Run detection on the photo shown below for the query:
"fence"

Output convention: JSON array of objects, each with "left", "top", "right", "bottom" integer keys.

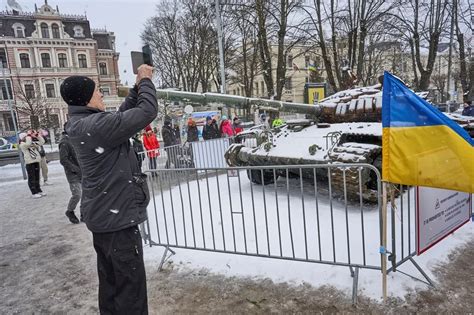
[
  {"left": 141, "top": 163, "right": 385, "bottom": 303},
  {"left": 138, "top": 137, "right": 235, "bottom": 172}
]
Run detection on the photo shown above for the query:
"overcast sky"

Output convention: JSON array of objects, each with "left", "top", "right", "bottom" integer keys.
[{"left": 4, "top": 0, "right": 158, "bottom": 86}]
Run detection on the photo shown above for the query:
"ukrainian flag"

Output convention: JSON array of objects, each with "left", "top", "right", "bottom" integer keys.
[{"left": 382, "top": 71, "right": 474, "bottom": 193}]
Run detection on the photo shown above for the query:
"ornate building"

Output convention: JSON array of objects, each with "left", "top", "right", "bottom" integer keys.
[{"left": 0, "top": 1, "right": 122, "bottom": 137}]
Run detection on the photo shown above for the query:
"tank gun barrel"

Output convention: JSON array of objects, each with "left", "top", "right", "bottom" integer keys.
[{"left": 155, "top": 89, "right": 322, "bottom": 116}]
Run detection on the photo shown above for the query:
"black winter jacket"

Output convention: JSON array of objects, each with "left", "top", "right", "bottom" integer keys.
[
  {"left": 66, "top": 79, "right": 158, "bottom": 233},
  {"left": 187, "top": 125, "right": 199, "bottom": 142},
  {"left": 59, "top": 133, "right": 82, "bottom": 183},
  {"left": 202, "top": 123, "right": 220, "bottom": 140},
  {"left": 161, "top": 124, "right": 177, "bottom": 147}
]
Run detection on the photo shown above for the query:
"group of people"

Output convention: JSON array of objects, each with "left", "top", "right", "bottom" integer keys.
[{"left": 202, "top": 115, "right": 243, "bottom": 140}]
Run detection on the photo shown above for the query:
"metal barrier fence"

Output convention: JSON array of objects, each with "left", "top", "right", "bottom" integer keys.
[
  {"left": 138, "top": 137, "right": 235, "bottom": 172},
  {"left": 141, "top": 163, "right": 384, "bottom": 303}
]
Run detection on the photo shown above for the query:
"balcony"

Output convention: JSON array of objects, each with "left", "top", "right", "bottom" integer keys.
[{"left": 12, "top": 67, "right": 98, "bottom": 76}]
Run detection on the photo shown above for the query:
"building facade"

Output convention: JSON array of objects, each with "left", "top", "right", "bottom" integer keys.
[{"left": 0, "top": 1, "right": 122, "bottom": 138}]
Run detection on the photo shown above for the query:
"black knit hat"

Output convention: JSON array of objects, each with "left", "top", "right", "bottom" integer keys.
[{"left": 60, "top": 76, "right": 96, "bottom": 106}]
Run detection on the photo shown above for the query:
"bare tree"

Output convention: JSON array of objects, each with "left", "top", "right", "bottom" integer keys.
[
  {"left": 453, "top": 0, "right": 473, "bottom": 101},
  {"left": 301, "top": 0, "right": 395, "bottom": 92},
  {"left": 223, "top": 4, "right": 260, "bottom": 97},
  {"left": 393, "top": 0, "right": 450, "bottom": 91},
  {"left": 13, "top": 77, "right": 51, "bottom": 130},
  {"left": 142, "top": 0, "right": 220, "bottom": 92},
  {"left": 254, "top": 0, "right": 307, "bottom": 100}
]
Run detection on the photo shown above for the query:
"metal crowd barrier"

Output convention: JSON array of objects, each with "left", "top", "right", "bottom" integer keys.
[
  {"left": 138, "top": 137, "right": 235, "bottom": 172},
  {"left": 141, "top": 163, "right": 384, "bottom": 303}
]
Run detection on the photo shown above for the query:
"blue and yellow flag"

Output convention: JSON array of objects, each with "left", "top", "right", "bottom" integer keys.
[{"left": 382, "top": 71, "right": 474, "bottom": 193}]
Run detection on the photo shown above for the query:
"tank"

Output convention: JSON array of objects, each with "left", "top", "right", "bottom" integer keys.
[{"left": 155, "top": 85, "right": 473, "bottom": 202}]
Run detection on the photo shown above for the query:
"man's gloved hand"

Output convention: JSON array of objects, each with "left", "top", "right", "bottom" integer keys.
[{"left": 136, "top": 64, "right": 154, "bottom": 85}]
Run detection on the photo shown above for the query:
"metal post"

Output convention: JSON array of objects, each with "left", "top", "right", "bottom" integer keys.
[
  {"left": 446, "top": 1, "right": 455, "bottom": 113},
  {"left": 215, "top": 0, "right": 226, "bottom": 94},
  {"left": 1, "top": 63, "right": 27, "bottom": 179},
  {"left": 382, "top": 182, "right": 388, "bottom": 301}
]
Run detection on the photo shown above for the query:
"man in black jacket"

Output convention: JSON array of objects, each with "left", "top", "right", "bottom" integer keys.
[
  {"left": 62, "top": 65, "right": 157, "bottom": 314},
  {"left": 161, "top": 117, "right": 177, "bottom": 168},
  {"left": 59, "top": 129, "right": 82, "bottom": 224}
]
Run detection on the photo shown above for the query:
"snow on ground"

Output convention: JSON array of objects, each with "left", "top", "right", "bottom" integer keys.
[
  {"left": 0, "top": 161, "right": 64, "bottom": 183},
  {"left": 143, "top": 170, "right": 474, "bottom": 301}
]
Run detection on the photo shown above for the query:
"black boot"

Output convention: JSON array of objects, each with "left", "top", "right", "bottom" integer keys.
[{"left": 65, "top": 211, "right": 80, "bottom": 224}]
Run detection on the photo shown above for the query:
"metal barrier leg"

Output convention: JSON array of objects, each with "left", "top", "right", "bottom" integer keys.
[
  {"left": 409, "top": 257, "right": 435, "bottom": 287},
  {"left": 349, "top": 266, "right": 355, "bottom": 277},
  {"left": 352, "top": 267, "right": 359, "bottom": 305},
  {"left": 158, "top": 246, "right": 176, "bottom": 272}
]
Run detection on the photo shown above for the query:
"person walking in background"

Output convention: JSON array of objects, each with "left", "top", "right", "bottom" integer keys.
[
  {"left": 142, "top": 125, "right": 160, "bottom": 170},
  {"left": 63, "top": 64, "right": 157, "bottom": 314},
  {"left": 174, "top": 124, "right": 182, "bottom": 145},
  {"left": 219, "top": 115, "right": 234, "bottom": 138},
  {"left": 162, "top": 116, "right": 178, "bottom": 168},
  {"left": 59, "top": 129, "right": 82, "bottom": 224},
  {"left": 186, "top": 118, "right": 199, "bottom": 142},
  {"left": 232, "top": 117, "right": 243, "bottom": 135},
  {"left": 202, "top": 116, "right": 220, "bottom": 140},
  {"left": 19, "top": 130, "right": 46, "bottom": 198}
]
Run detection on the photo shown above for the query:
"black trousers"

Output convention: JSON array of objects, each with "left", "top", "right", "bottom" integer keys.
[
  {"left": 92, "top": 226, "right": 148, "bottom": 315},
  {"left": 26, "top": 162, "right": 42, "bottom": 195}
]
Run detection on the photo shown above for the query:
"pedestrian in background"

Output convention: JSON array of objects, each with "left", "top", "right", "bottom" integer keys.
[
  {"left": 143, "top": 125, "right": 160, "bottom": 170},
  {"left": 62, "top": 64, "right": 157, "bottom": 314},
  {"left": 59, "top": 129, "right": 82, "bottom": 224},
  {"left": 219, "top": 115, "right": 234, "bottom": 138},
  {"left": 232, "top": 117, "right": 243, "bottom": 135},
  {"left": 162, "top": 116, "right": 178, "bottom": 168},
  {"left": 186, "top": 118, "right": 199, "bottom": 142},
  {"left": 19, "top": 130, "right": 46, "bottom": 198},
  {"left": 462, "top": 100, "right": 474, "bottom": 116},
  {"left": 202, "top": 116, "right": 220, "bottom": 140}
]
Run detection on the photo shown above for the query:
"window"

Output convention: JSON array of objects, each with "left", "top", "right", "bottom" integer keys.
[
  {"left": 0, "top": 79, "right": 13, "bottom": 100},
  {"left": 255, "top": 82, "right": 259, "bottom": 95},
  {"left": 52, "top": 23, "right": 60, "bottom": 39},
  {"left": 13, "top": 23, "right": 25, "bottom": 38},
  {"left": 99, "top": 87, "right": 110, "bottom": 96},
  {"left": 41, "top": 53, "right": 51, "bottom": 68},
  {"left": 284, "top": 77, "right": 292, "bottom": 90},
  {"left": 41, "top": 23, "right": 49, "bottom": 38},
  {"left": 3, "top": 113, "right": 15, "bottom": 131},
  {"left": 45, "top": 83, "right": 55, "bottom": 98},
  {"left": 99, "top": 62, "right": 107, "bottom": 75},
  {"left": 78, "top": 54, "right": 87, "bottom": 68},
  {"left": 0, "top": 49, "right": 7, "bottom": 68},
  {"left": 305, "top": 56, "right": 310, "bottom": 68},
  {"left": 19, "top": 53, "right": 30, "bottom": 68},
  {"left": 58, "top": 53, "right": 67, "bottom": 68},
  {"left": 287, "top": 54, "right": 293, "bottom": 69},
  {"left": 261, "top": 81, "right": 264, "bottom": 95},
  {"left": 24, "top": 84, "right": 35, "bottom": 99},
  {"left": 74, "top": 25, "right": 84, "bottom": 37}
]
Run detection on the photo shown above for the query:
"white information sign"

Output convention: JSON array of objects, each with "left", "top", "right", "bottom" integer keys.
[{"left": 416, "top": 186, "right": 472, "bottom": 255}]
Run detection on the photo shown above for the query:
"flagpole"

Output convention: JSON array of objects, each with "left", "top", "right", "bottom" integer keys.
[{"left": 382, "top": 181, "right": 388, "bottom": 301}]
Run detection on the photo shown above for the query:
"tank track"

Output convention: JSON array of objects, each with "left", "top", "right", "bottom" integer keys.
[{"left": 328, "top": 142, "right": 382, "bottom": 203}]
